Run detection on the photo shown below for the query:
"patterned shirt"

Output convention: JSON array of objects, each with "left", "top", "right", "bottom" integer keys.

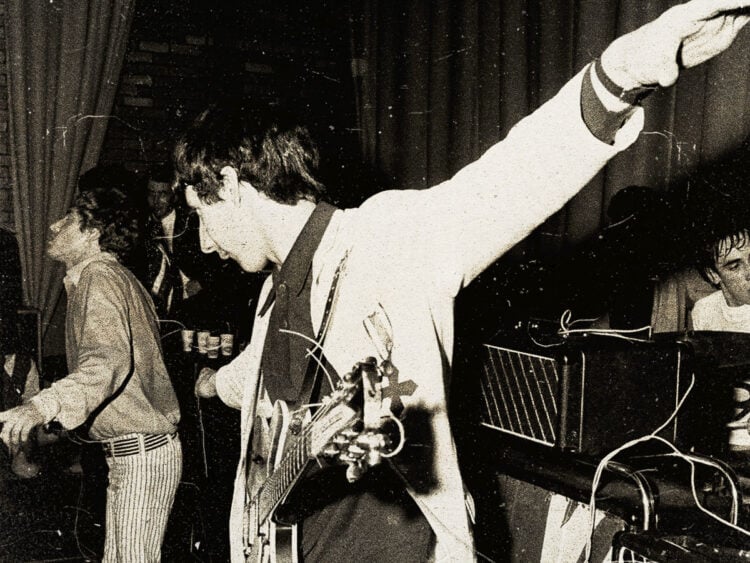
[{"left": 32, "top": 253, "right": 179, "bottom": 439}]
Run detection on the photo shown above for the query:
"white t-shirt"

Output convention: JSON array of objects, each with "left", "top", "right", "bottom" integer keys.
[
  {"left": 692, "top": 289, "right": 750, "bottom": 449},
  {"left": 692, "top": 289, "right": 750, "bottom": 333}
]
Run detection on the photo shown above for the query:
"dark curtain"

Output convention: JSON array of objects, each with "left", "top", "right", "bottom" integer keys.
[
  {"left": 351, "top": 0, "right": 750, "bottom": 257},
  {"left": 6, "top": 0, "right": 136, "bottom": 338}
]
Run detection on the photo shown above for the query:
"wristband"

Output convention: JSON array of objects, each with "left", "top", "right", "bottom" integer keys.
[{"left": 594, "top": 58, "right": 656, "bottom": 105}]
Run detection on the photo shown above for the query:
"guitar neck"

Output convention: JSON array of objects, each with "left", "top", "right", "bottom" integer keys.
[
  {"left": 256, "top": 431, "right": 311, "bottom": 524},
  {"left": 253, "top": 365, "right": 368, "bottom": 525}
]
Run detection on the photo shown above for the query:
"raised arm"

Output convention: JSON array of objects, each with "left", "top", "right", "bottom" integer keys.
[{"left": 391, "top": 0, "right": 750, "bottom": 295}]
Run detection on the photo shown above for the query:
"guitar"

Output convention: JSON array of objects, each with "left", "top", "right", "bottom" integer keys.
[{"left": 243, "top": 357, "right": 396, "bottom": 563}]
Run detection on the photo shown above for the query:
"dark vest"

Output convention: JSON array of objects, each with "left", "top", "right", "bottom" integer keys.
[{"left": 260, "top": 202, "right": 338, "bottom": 407}]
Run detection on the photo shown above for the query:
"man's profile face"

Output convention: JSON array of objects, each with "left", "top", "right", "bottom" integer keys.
[
  {"left": 47, "top": 210, "right": 96, "bottom": 264},
  {"left": 184, "top": 182, "right": 269, "bottom": 273},
  {"left": 709, "top": 235, "right": 750, "bottom": 307},
  {"left": 147, "top": 180, "right": 175, "bottom": 220}
]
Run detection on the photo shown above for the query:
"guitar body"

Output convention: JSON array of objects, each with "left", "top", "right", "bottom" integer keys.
[
  {"left": 246, "top": 401, "right": 301, "bottom": 563},
  {"left": 243, "top": 360, "right": 382, "bottom": 563}
]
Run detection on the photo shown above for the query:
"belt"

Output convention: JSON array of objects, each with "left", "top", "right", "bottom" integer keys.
[{"left": 101, "top": 432, "right": 177, "bottom": 458}]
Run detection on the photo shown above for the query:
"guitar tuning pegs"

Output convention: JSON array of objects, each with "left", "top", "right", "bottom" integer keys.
[
  {"left": 347, "top": 444, "right": 366, "bottom": 456},
  {"left": 341, "top": 428, "right": 359, "bottom": 439},
  {"left": 380, "top": 359, "right": 398, "bottom": 378},
  {"left": 333, "top": 434, "right": 349, "bottom": 446},
  {"left": 288, "top": 413, "right": 305, "bottom": 436},
  {"left": 367, "top": 449, "right": 382, "bottom": 467},
  {"left": 355, "top": 357, "right": 377, "bottom": 370},
  {"left": 346, "top": 462, "right": 366, "bottom": 483},
  {"left": 322, "top": 445, "right": 340, "bottom": 457},
  {"left": 338, "top": 451, "right": 357, "bottom": 463}
]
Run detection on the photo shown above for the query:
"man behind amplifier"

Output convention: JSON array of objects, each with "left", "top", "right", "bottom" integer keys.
[
  {"left": 0, "top": 168, "right": 182, "bottom": 562},
  {"left": 692, "top": 207, "right": 750, "bottom": 451},
  {"left": 183, "top": 1, "right": 750, "bottom": 561}
]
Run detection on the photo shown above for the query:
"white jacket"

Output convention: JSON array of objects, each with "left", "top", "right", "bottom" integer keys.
[{"left": 215, "top": 65, "right": 644, "bottom": 562}]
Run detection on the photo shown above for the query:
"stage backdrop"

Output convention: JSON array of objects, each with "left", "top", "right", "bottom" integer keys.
[
  {"left": 351, "top": 0, "right": 750, "bottom": 258},
  {"left": 6, "top": 0, "right": 135, "bottom": 337}
]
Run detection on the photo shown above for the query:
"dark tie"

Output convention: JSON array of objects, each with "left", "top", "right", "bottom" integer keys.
[
  {"left": 151, "top": 218, "right": 183, "bottom": 317},
  {"left": 260, "top": 256, "right": 345, "bottom": 407},
  {"left": 259, "top": 203, "right": 341, "bottom": 406},
  {"left": 160, "top": 249, "right": 184, "bottom": 314}
]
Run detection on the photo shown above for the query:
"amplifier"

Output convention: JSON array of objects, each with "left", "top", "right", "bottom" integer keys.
[{"left": 477, "top": 330, "right": 746, "bottom": 456}]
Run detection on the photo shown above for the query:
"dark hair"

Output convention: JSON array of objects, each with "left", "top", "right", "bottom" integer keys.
[
  {"left": 149, "top": 162, "right": 175, "bottom": 186},
  {"left": 694, "top": 202, "right": 750, "bottom": 281},
  {"left": 173, "top": 104, "right": 324, "bottom": 205},
  {"left": 73, "top": 166, "right": 139, "bottom": 261}
]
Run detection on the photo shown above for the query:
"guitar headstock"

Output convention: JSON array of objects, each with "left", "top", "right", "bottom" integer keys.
[
  {"left": 306, "top": 358, "right": 373, "bottom": 455},
  {"left": 310, "top": 357, "right": 400, "bottom": 482}
]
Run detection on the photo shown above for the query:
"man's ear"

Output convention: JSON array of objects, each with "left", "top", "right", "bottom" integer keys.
[{"left": 218, "top": 166, "right": 242, "bottom": 205}]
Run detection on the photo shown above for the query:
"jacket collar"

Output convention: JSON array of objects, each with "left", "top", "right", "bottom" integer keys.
[
  {"left": 258, "top": 202, "right": 338, "bottom": 316},
  {"left": 63, "top": 252, "right": 117, "bottom": 289}
]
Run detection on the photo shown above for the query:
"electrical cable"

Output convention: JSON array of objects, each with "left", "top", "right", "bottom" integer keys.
[
  {"left": 278, "top": 328, "right": 338, "bottom": 392},
  {"left": 379, "top": 411, "right": 405, "bottom": 458},
  {"left": 195, "top": 390, "right": 209, "bottom": 478},
  {"left": 584, "top": 374, "right": 695, "bottom": 561},
  {"left": 158, "top": 319, "right": 187, "bottom": 341},
  {"left": 558, "top": 309, "right": 653, "bottom": 342},
  {"left": 583, "top": 372, "right": 750, "bottom": 563},
  {"left": 70, "top": 470, "right": 99, "bottom": 560}
]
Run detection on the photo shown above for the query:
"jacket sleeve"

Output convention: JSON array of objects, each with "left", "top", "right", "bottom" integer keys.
[
  {"left": 214, "top": 276, "right": 273, "bottom": 409},
  {"left": 214, "top": 347, "right": 253, "bottom": 410},
  {"left": 360, "top": 65, "right": 645, "bottom": 298}
]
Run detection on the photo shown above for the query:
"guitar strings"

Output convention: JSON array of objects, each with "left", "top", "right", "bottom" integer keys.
[
  {"left": 260, "top": 350, "right": 363, "bottom": 498},
  {"left": 268, "top": 356, "right": 401, "bottom": 494},
  {"left": 260, "top": 329, "right": 342, "bottom": 488},
  {"left": 258, "top": 389, "right": 341, "bottom": 503}
]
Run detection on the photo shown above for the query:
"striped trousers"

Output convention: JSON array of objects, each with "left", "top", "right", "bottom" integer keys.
[{"left": 103, "top": 434, "right": 182, "bottom": 562}]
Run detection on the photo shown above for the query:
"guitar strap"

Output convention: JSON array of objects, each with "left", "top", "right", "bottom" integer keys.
[{"left": 296, "top": 253, "right": 347, "bottom": 408}]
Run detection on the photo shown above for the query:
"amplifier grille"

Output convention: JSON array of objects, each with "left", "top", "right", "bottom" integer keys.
[{"left": 479, "top": 344, "right": 561, "bottom": 446}]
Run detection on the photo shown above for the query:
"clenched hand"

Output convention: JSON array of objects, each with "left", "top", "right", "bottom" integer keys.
[
  {"left": 602, "top": 0, "right": 750, "bottom": 90},
  {"left": 0, "top": 403, "right": 45, "bottom": 452}
]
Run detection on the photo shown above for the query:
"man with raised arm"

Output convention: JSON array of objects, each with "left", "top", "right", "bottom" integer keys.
[{"left": 177, "top": 2, "right": 749, "bottom": 561}]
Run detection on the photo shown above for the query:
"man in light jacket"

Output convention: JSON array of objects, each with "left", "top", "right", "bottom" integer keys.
[{"left": 179, "top": 1, "right": 749, "bottom": 560}]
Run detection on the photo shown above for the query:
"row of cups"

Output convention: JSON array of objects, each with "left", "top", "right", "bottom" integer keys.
[{"left": 181, "top": 329, "right": 234, "bottom": 358}]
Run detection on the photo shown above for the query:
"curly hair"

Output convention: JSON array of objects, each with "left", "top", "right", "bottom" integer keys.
[
  {"left": 73, "top": 166, "right": 139, "bottom": 261},
  {"left": 173, "top": 103, "right": 325, "bottom": 205}
]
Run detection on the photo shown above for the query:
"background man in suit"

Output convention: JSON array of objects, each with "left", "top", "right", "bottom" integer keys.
[{"left": 142, "top": 164, "right": 210, "bottom": 323}]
